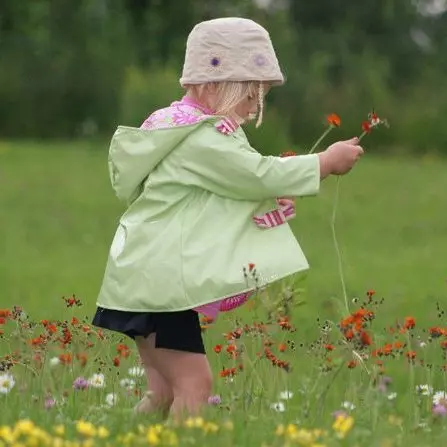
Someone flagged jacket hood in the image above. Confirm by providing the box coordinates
[108,123,207,205]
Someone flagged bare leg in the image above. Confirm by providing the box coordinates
[150,341,213,419]
[134,335,174,417]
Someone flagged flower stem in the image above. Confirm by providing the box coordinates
[308,127,334,154]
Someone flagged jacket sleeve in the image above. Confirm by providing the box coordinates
[177,122,321,201]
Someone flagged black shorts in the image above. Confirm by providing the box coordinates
[92,307,205,354]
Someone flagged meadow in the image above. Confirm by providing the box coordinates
[0,139,446,446]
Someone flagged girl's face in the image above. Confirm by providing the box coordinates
[234,84,270,122]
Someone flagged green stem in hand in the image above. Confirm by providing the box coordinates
[308,126,334,154]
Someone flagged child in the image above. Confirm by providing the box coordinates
[92,17,363,418]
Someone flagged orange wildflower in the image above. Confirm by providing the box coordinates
[327,113,341,127]
[404,317,416,330]
[278,343,287,352]
[113,356,120,367]
[213,344,222,353]
[59,352,72,365]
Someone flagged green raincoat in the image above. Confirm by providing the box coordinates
[96,116,320,312]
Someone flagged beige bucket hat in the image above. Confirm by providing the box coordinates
[180,17,285,86]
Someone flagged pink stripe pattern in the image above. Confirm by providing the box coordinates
[252,199,296,229]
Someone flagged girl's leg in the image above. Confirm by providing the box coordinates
[150,341,213,418]
[135,335,174,416]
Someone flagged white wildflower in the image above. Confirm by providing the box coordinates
[128,367,145,377]
[278,390,294,400]
[387,392,397,400]
[49,357,61,367]
[105,393,118,407]
[270,402,285,412]
[416,384,433,396]
[119,378,136,390]
[341,401,356,410]
[87,373,105,388]
[433,391,447,406]
[0,373,15,394]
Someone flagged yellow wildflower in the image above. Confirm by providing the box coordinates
[202,422,219,434]
[275,424,285,436]
[76,421,97,437]
[184,417,204,428]
[97,427,109,439]
[222,420,234,431]
[147,427,160,446]
[162,430,178,446]
[53,425,65,436]
[14,419,35,436]
[0,426,15,443]
[332,414,354,439]
[81,440,95,447]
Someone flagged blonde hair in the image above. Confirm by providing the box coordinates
[186,81,265,128]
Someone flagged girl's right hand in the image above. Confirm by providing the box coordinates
[318,138,364,178]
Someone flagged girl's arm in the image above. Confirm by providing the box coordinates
[178,122,322,201]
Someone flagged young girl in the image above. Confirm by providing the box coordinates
[92,17,363,418]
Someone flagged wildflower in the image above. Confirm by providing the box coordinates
[0,372,15,394]
[404,317,416,330]
[63,295,82,307]
[270,402,285,412]
[203,422,219,433]
[44,397,56,410]
[76,420,96,437]
[327,113,341,127]
[341,401,355,411]
[361,121,371,133]
[113,356,120,367]
[184,417,204,428]
[87,373,105,388]
[416,384,433,396]
[105,393,118,407]
[332,414,354,439]
[278,390,294,400]
[59,352,72,365]
[387,392,397,400]
[432,404,447,417]
[49,357,61,367]
[117,344,131,358]
[97,426,110,438]
[128,366,145,377]
[120,378,136,389]
[433,391,447,406]
[248,263,256,272]
[405,351,416,360]
[278,343,287,352]
[53,425,65,436]
[280,151,297,157]
[207,395,222,405]
[73,377,89,390]
[213,344,222,353]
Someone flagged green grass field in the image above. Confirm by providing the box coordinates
[1,140,447,446]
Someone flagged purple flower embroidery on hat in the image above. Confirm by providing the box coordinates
[253,54,267,67]
[210,56,220,67]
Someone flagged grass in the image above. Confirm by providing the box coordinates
[0,140,446,446]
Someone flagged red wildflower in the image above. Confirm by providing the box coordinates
[113,356,120,367]
[59,352,72,365]
[429,327,445,338]
[63,295,82,307]
[278,343,287,352]
[71,317,80,326]
[359,330,372,346]
[327,113,341,127]
[394,341,405,350]
[213,344,222,354]
[362,121,371,133]
[440,341,447,350]
[0,318,5,325]
[248,263,255,272]
[226,344,237,354]
[46,324,57,335]
[117,343,131,358]
[324,344,335,351]
[347,360,357,369]
[30,335,46,346]
[404,317,416,330]
[406,351,416,360]
[0,310,10,318]
[280,151,297,158]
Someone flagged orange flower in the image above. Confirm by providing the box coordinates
[113,356,120,367]
[59,352,72,365]
[360,330,372,346]
[117,343,131,358]
[406,351,416,360]
[280,151,297,158]
[278,343,287,352]
[0,310,10,318]
[76,352,88,367]
[327,113,341,127]
[248,263,255,272]
[361,121,371,133]
[440,340,447,350]
[0,317,5,325]
[347,360,357,369]
[213,344,222,353]
[404,317,416,330]
[324,344,335,351]
[226,344,237,354]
